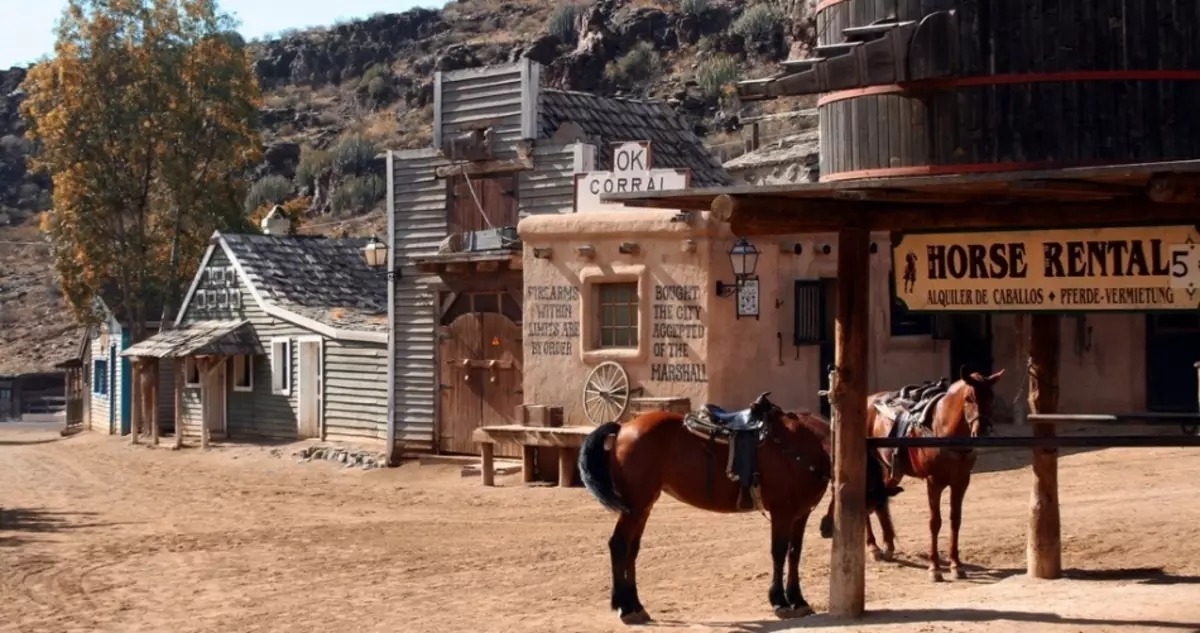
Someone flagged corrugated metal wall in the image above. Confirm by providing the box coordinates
[389,149,449,451]
[520,143,594,216]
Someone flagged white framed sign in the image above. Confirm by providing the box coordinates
[737,278,760,319]
[573,141,691,213]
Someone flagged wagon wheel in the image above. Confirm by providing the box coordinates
[582,361,631,424]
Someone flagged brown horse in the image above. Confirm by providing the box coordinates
[818,369,1004,582]
[578,392,899,625]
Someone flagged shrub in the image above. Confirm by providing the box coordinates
[695,54,740,100]
[732,3,782,44]
[680,0,709,17]
[331,174,386,214]
[330,135,378,176]
[244,175,294,214]
[548,4,580,43]
[294,145,332,187]
[604,42,661,85]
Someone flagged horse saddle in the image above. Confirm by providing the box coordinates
[684,393,775,512]
[874,379,949,479]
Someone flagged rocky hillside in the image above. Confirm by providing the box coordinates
[0,0,819,373]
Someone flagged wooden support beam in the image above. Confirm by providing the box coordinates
[713,194,1200,235]
[130,360,142,445]
[828,225,870,618]
[1147,173,1200,203]
[480,443,495,487]
[521,446,536,483]
[174,358,184,450]
[1028,314,1062,580]
[558,447,577,487]
[150,359,160,446]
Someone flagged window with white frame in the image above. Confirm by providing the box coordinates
[184,357,201,388]
[92,359,109,396]
[270,339,291,395]
[232,355,254,392]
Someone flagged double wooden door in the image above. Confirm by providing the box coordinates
[439,312,523,456]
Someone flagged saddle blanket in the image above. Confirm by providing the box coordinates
[682,408,763,511]
[874,378,950,441]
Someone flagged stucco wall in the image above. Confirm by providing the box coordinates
[519,213,1149,425]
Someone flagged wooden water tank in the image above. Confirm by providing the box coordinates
[813,0,1200,182]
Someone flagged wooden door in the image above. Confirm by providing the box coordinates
[297,340,322,439]
[1146,313,1200,412]
[447,175,519,235]
[439,313,485,454]
[480,312,523,429]
[202,360,227,435]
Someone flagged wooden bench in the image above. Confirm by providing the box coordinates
[472,425,593,487]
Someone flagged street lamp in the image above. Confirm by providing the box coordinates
[363,236,401,280]
[715,238,761,319]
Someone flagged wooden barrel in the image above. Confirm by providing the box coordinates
[814,0,1200,181]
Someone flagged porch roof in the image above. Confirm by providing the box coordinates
[120,320,264,359]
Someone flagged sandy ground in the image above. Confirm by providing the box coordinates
[2,422,1199,633]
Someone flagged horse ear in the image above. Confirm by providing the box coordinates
[958,365,971,383]
[987,368,1005,383]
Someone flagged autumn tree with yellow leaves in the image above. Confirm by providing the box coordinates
[20,0,262,341]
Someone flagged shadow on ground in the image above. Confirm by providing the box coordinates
[0,507,115,547]
[649,567,1200,632]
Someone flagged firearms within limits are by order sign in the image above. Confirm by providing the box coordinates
[891,224,1200,312]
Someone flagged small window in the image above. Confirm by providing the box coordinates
[230,289,242,308]
[93,359,109,396]
[212,268,224,285]
[184,357,202,388]
[889,273,932,337]
[232,355,254,392]
[195,290,207,309]
[271,339,291,395]
[0,388,12,401]
[597,283,639,348]
[793,280,827,345]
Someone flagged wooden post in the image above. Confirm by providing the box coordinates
[173,358,184,449]
[480,443,495,486]
[828,225,870,618]
[199,357,210,451]
[150,359,160,446]
[1027,314,1062,578]
[558,447,577,487]
[130,360,142,445]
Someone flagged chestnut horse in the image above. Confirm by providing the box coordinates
[578,393,899,625]
[818,369,1003,582]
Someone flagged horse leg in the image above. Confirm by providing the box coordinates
[784,513,814,617]
[948,472,971,579]
[768,514,793,618]
[866,512,885,561]
[875,495,898,561]
[609,511,652,625]
[818,486,835,539]
[926,478,947,582]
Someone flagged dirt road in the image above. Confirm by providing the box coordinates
[2,423,1198,633]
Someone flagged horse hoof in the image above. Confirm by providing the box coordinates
[790,604,816,618]
[818,516,833,539]
[870,548,886,562]
[952,567,966,580]
[620,610,652,626]
[880,549,895,562]
[929,569,945,583]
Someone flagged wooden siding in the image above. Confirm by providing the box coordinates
[178,248,307,441]
[323,340,389,442]
[87,325,114,433]
[435,61,533,160]
[519,144,589,216]
[390,149,449,451]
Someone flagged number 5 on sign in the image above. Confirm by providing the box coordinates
[1169,243,1199,291]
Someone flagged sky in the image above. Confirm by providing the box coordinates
[0,0,444,68]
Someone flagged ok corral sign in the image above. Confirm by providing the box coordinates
[892,224,1200,312]
[574,141,691,213]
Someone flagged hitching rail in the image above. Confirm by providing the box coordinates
[869,435,1200,449]
[1027,413,1200,425]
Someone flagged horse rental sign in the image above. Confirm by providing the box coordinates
[891,225,1200,312]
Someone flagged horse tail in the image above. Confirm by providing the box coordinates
[578,421,629,514]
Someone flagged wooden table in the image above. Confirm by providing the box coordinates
[472,425,593,487]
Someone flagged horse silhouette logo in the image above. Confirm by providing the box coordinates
[902,251,918,293]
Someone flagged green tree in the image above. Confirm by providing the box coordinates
[20,0,262,341]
